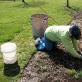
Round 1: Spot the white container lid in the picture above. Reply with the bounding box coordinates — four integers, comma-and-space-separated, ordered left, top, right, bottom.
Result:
1, 42, 17, 53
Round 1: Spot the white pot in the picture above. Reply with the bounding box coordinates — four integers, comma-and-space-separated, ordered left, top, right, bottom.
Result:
1, 42, 17, 64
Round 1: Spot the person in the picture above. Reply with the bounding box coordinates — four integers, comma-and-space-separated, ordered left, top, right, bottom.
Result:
35, 25, 82, 59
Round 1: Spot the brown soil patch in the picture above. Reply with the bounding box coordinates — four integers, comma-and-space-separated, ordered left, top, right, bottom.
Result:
19, 11, 82, 82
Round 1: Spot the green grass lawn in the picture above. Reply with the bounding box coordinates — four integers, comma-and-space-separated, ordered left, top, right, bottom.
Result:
0, 0, 82, 82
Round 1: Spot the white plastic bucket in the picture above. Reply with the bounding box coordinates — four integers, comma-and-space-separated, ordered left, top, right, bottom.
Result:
1, 42, 17, 64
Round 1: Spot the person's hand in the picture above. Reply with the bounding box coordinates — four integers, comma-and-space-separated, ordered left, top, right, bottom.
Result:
35, 38, 41, 47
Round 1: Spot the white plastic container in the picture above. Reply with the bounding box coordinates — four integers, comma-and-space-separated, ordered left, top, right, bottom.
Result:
1, 42, 17, 64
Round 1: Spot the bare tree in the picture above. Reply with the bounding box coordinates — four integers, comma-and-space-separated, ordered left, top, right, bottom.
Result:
22, 0, 25, 3
66, 0, 70, 7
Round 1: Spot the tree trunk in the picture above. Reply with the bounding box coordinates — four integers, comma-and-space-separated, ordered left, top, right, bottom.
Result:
67, 0, 70, 7
22, 0, 25, 3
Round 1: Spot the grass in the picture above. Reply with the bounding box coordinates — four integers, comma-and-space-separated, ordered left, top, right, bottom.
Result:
65, 69, 82, 79
0, 0, 82, 82
65, 69, 77, 76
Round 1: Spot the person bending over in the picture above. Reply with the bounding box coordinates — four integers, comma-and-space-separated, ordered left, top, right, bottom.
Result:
35, 25, 82, 59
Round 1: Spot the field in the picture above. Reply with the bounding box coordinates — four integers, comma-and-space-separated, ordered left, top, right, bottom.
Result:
0, 0, 82, 82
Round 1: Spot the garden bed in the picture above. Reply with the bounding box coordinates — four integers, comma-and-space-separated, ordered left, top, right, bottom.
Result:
19, 11, 82, 82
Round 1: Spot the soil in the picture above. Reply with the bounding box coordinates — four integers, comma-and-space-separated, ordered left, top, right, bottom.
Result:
18, 11, 82, 82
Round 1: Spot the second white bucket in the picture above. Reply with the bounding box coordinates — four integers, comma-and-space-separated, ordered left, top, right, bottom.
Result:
1, 42, 17, 64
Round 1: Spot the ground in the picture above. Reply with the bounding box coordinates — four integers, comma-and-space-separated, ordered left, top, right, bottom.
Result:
0, 0, 82, 82
0, 0, 72, 82
19, 11, 82, 82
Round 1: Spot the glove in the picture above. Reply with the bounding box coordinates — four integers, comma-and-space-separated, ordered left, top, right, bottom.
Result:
35, 38, 46, 51
35, 38, 41, 47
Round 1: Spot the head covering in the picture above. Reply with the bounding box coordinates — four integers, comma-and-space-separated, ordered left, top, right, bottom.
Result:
69, 25, 81, 40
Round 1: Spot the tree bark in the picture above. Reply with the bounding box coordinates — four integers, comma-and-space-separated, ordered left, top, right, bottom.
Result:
22, 0, 25, 3
67, 0, 70, 7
